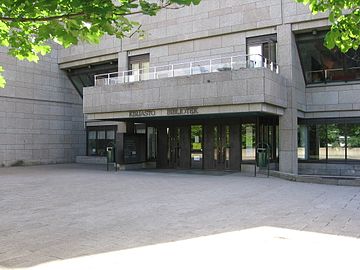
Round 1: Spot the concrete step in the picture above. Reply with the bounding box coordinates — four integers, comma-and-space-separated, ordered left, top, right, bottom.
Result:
75, 156, 107, 165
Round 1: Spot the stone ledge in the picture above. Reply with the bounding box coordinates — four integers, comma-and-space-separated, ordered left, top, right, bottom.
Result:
269, 170, 360, 187
76, 156, 107, 164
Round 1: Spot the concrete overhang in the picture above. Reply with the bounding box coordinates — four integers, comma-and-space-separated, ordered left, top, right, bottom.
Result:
83, 68, 288, 121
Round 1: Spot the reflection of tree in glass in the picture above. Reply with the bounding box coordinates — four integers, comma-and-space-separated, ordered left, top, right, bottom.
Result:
327, 124, 345, 147
347, 124, 360, 147
191, 125, 202, 150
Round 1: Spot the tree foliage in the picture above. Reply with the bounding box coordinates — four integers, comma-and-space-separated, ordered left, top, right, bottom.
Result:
0, 0, 201, 88
296, 0, 360, 52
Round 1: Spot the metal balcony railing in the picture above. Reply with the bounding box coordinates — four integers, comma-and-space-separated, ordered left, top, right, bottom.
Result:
306, 66, 360, 84
94, 54, 279, 86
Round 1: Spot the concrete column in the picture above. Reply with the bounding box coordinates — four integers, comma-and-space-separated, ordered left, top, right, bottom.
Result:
118, 51, 128, 72
276, 24, 305, 174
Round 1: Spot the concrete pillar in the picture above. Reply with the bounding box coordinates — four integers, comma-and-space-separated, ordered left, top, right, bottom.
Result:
276, 24, 305, 174
118, 51, 128, 72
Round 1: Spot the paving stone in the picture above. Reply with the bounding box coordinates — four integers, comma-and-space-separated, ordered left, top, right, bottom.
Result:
0, 164, 360, 269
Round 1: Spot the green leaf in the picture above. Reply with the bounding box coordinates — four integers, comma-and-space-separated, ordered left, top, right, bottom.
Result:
0, 66, 6, 88
0, 0, 203, 90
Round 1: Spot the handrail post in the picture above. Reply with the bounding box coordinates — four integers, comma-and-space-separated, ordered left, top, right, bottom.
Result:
171, 64, 174, 77
189, 62, 193, 75
94, 75, 97, 86
122, 71, 125, 83
107, 73, 110, 85
230, 57, 233, 70
270, 61, 274, 71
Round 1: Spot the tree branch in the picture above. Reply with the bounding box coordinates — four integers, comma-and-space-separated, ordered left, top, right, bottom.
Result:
0, 2, 182, 22
0, 12, 86, 22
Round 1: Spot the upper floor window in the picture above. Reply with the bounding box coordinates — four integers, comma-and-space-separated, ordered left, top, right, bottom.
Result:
296, 31, 360, 84
247, 34, 277, 68
127, 54, 150, 81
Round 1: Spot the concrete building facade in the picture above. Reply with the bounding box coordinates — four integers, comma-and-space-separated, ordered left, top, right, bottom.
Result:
1, 0, 360, 176
0, 46, 85, 166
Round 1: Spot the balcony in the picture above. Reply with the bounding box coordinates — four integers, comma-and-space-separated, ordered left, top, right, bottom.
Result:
94, 54, 279, 86
84, 54, 287, 120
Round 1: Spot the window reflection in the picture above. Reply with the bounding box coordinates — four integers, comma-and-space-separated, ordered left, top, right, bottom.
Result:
241, 123, 256, 161
298, 122, 360, 161
327, 124, 346, 160
296, 31, 360, 84
298, 124, 327, 160
347, 124, 360, 160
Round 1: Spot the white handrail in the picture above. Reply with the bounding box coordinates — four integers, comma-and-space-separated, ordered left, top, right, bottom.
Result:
94, 54, 279, 86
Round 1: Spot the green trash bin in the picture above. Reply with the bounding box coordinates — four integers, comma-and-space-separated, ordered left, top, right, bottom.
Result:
106, 147, 114, 163
257, 149, 268, 167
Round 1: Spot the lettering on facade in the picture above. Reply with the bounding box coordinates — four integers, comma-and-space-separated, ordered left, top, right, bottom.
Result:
167, 107, 199, 116
128, 107, 199, 117
129, 110, 156, 117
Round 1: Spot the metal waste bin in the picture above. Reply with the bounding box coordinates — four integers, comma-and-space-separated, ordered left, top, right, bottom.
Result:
106, 146, 117, 171
257, 148, 268, 167
106, 147, 114, 163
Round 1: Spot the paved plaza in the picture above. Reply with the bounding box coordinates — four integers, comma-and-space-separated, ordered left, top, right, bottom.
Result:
1, 164, 360, 269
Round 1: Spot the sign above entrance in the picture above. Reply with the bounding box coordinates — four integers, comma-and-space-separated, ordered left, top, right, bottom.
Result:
167, 107, 199, 116
129, 110, 156, 117
128, 107, 199, 118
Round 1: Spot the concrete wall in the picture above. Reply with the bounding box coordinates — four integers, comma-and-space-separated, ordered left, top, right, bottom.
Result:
83, 68, 287, 118
55, 0, 360, 175
299, 163, 360, 177
305, 83, 360, 119
0, 47, 85, 166
57, 0, 328, 65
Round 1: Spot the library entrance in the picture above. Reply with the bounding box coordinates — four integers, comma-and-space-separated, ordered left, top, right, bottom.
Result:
143, 116, 279, 171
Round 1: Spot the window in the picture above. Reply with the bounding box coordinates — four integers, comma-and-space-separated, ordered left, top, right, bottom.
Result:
87, 126, 116, 156
296, 31, 360, 84
247, 34, 277, 68
347, 124, 360, 160
241, 123, 256, 161
127, 54, 150, 82
327, 124, 346, 160
298, 121, 360, 161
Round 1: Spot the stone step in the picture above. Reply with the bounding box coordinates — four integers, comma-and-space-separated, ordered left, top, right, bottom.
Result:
75, 156, 107, 164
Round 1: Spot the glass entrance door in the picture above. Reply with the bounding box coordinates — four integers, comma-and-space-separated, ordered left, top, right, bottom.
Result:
213, 125, 230, 170
191, 125, 203, 169
168, 127, 180, 168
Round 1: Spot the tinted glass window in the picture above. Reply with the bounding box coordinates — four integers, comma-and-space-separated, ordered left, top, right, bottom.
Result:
296, 31, 360, 84
298, 121, 360, 161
